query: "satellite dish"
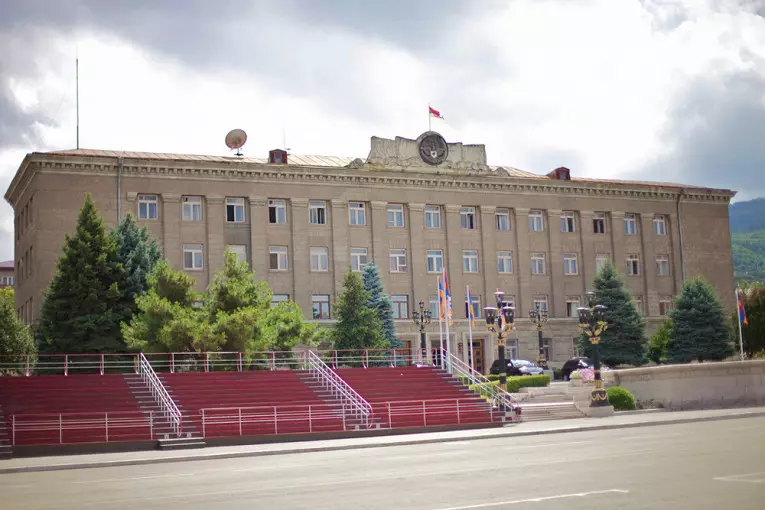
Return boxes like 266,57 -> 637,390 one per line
225,129 -> 247,156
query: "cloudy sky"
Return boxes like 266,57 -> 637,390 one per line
2,0 -> 765,262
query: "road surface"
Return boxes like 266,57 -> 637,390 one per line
2,416 -> 764,509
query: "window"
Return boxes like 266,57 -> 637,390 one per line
429,295 -> 439,317
626,255 -> 641,276
656,255 -> 670,276
463,250 -> 479,273
309,201 -> 327,225
633,295 -> 644,314
529,210 -> 545,232
271,294 -> 289,307
561,211 -> 576,233
531,253 -> 546,275
427,250 -> 443,273
596,254 -> 610,273
533,296 -> 549,314
310,247 -> 329,272
497,251 -> 513,274
312,295 -> 330,319
495,209 -> 511,231
228,244 -> 247,263
138,194 -> 158,220
624,214 -> 637,235
465,295 -> 481,319
593,212 -> 606,234
564,254 -> 579,275
460,207 -> 477,229
388,204 -> 405,227
182,196 -> 202,221
269,247 -> 288,270
349,202 -> 366,226
424,205 -> 441,228
351,248 -> 368,272
226,198 -> 245,223
390,249 -> 407,273
392,295 -> 409,319
508,339 -> 519,360
659,297 -> 673,316
566,296 -> 581,318
653,215 -> 667,235
501,296 -> 516,311
183,244 -> 204,270
268,199 -> 287,224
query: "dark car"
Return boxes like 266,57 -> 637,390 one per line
489,359 -> 545,376
560,357 -> 590,380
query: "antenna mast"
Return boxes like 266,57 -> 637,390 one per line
76,54 -> 80,150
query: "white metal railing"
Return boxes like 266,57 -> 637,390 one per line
200,403 -> 348,437
137,353 -> 183,437
11,411 -> 154,446
306,351 -> 374,428
446,352 -> 517,414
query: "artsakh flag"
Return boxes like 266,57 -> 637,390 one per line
737,288 -> 748,325
438,277 -> 446,321
428,106 -> 444,119
443,269 -> 454,326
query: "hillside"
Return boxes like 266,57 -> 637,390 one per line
730,198 -> 765,283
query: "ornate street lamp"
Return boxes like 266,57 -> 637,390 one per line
411,300 -> 432,364
578,291 -> 609,407
528,306 -> 549,369
484,289 -> 516,389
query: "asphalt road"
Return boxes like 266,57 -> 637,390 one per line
2,416 -> 764,509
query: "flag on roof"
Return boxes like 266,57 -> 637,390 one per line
428,106 -> 444,119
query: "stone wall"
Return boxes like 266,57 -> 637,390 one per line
614,360 -> 765,410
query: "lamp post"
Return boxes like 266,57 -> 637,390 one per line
528,306 -> 549,369
411,300 -> 432,364
484,289 -> 515,389
578,291 -> 609,407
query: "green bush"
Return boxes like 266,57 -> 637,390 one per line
606,386 -> 637,411
552,368 -> 563,380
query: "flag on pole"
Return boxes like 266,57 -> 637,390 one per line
466,285 -> 476,329
737,288 -> 748,325
438,277 -> 446,321
443,269 -> 454,326
428,105 -> 444,119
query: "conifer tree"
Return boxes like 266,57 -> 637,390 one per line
0,288 -> 37,372
362,263 -> 400,348
112,214 -> 162,301
332,270 -> 386,350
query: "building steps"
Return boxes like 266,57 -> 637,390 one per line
123,374 -> 200,440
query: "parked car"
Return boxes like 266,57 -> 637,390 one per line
489,359 -> 545,376
560,357 -> 590,380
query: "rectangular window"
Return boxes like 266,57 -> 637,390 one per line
529,210 -> 545,232
561,211 -> 576,233
593,212 -> 606,234
656,255 -> 670,276
460,207 -> 477,229
183,244 -> 204,270
390,249 -> 408,273
465,295 -> 481,319
427,250 -> 443,273
566,296 -> 581,318
626,255 -> 641,276
391,295 -> 409,319
312,295 -> 330,319
351,248 -> 368,272
596,254 -> 610,273
228,244 -> 247,263
501,296 -> 516,311
564,254 -> 579,275
429,295 -> 439,318
653,215 -> 667,235
533,295 -> 549,314
497,251 -> 513,274
310,247 -> 329,272
138,194 -> 159,220
633,295 -> 644,314
268,199 -> 287,224
309,201 -> 327,225
463,250 -> 479,273
226,198 -> 245,223
659,297 -> 673,316
624,214 -> 637,235
531,253 -> 546,275
495,209 -> 511,231
388,204 -> 405,227
349,202 -> 366,226
271,294 -> 289,307
269,246 -> 288,271
424,205 -> 441,228
182,196 -> 202,221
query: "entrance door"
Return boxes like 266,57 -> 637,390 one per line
472,339 -> 484,374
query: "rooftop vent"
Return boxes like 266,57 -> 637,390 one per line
547,167 -> 571,181
269,149 -> 288,165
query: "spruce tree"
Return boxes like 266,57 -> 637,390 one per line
0,288 -> 37,373
361,263 -> 400,348
577,264 -> 647,366
332,270 -> 386,350
37,195 -> 132,353
112,214 -> 162,301
667,278 -> 733,363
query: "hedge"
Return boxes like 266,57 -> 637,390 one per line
469,374 -> 550,394
606,386 -> 637,411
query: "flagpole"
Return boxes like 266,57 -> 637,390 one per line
443,267 -> 451,374
737,287 -> 745,361
428,102 -> 432,132
438,276 -> 444,369
467,285 -> 474,371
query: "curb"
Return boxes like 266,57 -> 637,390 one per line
2,410 -> 764,474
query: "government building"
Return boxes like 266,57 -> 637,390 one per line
5,131 -> 736,372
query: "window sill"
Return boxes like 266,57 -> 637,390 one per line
184,268 -> 204,272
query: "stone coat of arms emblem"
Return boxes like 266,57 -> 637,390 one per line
418,133 -> 448,165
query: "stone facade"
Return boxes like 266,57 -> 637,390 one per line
4,132 -> 737,371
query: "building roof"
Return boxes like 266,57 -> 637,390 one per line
0,260 -> 14,269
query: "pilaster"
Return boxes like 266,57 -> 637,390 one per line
290,198 -> 311,317
479,205 -> 497,308
331,199 -> 349,297
206,195 -> 225,279
513,208 -> 530,314
370,200 -> 388,269
161,193 -> 181,269
249,196 -> 267,273
408,203 -> 427,303
547,209 -> 564,317
640,213 -> 657,316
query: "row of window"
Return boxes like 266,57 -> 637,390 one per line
15,196 -> 34,241
15,245 -> 33,286
135,195 -> 670,237
0,276 -> 14,285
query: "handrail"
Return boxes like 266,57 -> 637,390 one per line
306,351 -> 374,428
446,352 -> 517,413
137,352 -> 183,437
11,410 -> 154,446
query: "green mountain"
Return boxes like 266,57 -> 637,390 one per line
730,198 -> 765,283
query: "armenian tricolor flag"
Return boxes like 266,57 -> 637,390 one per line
428,106 -> 444,119
737,288 -> 748,326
